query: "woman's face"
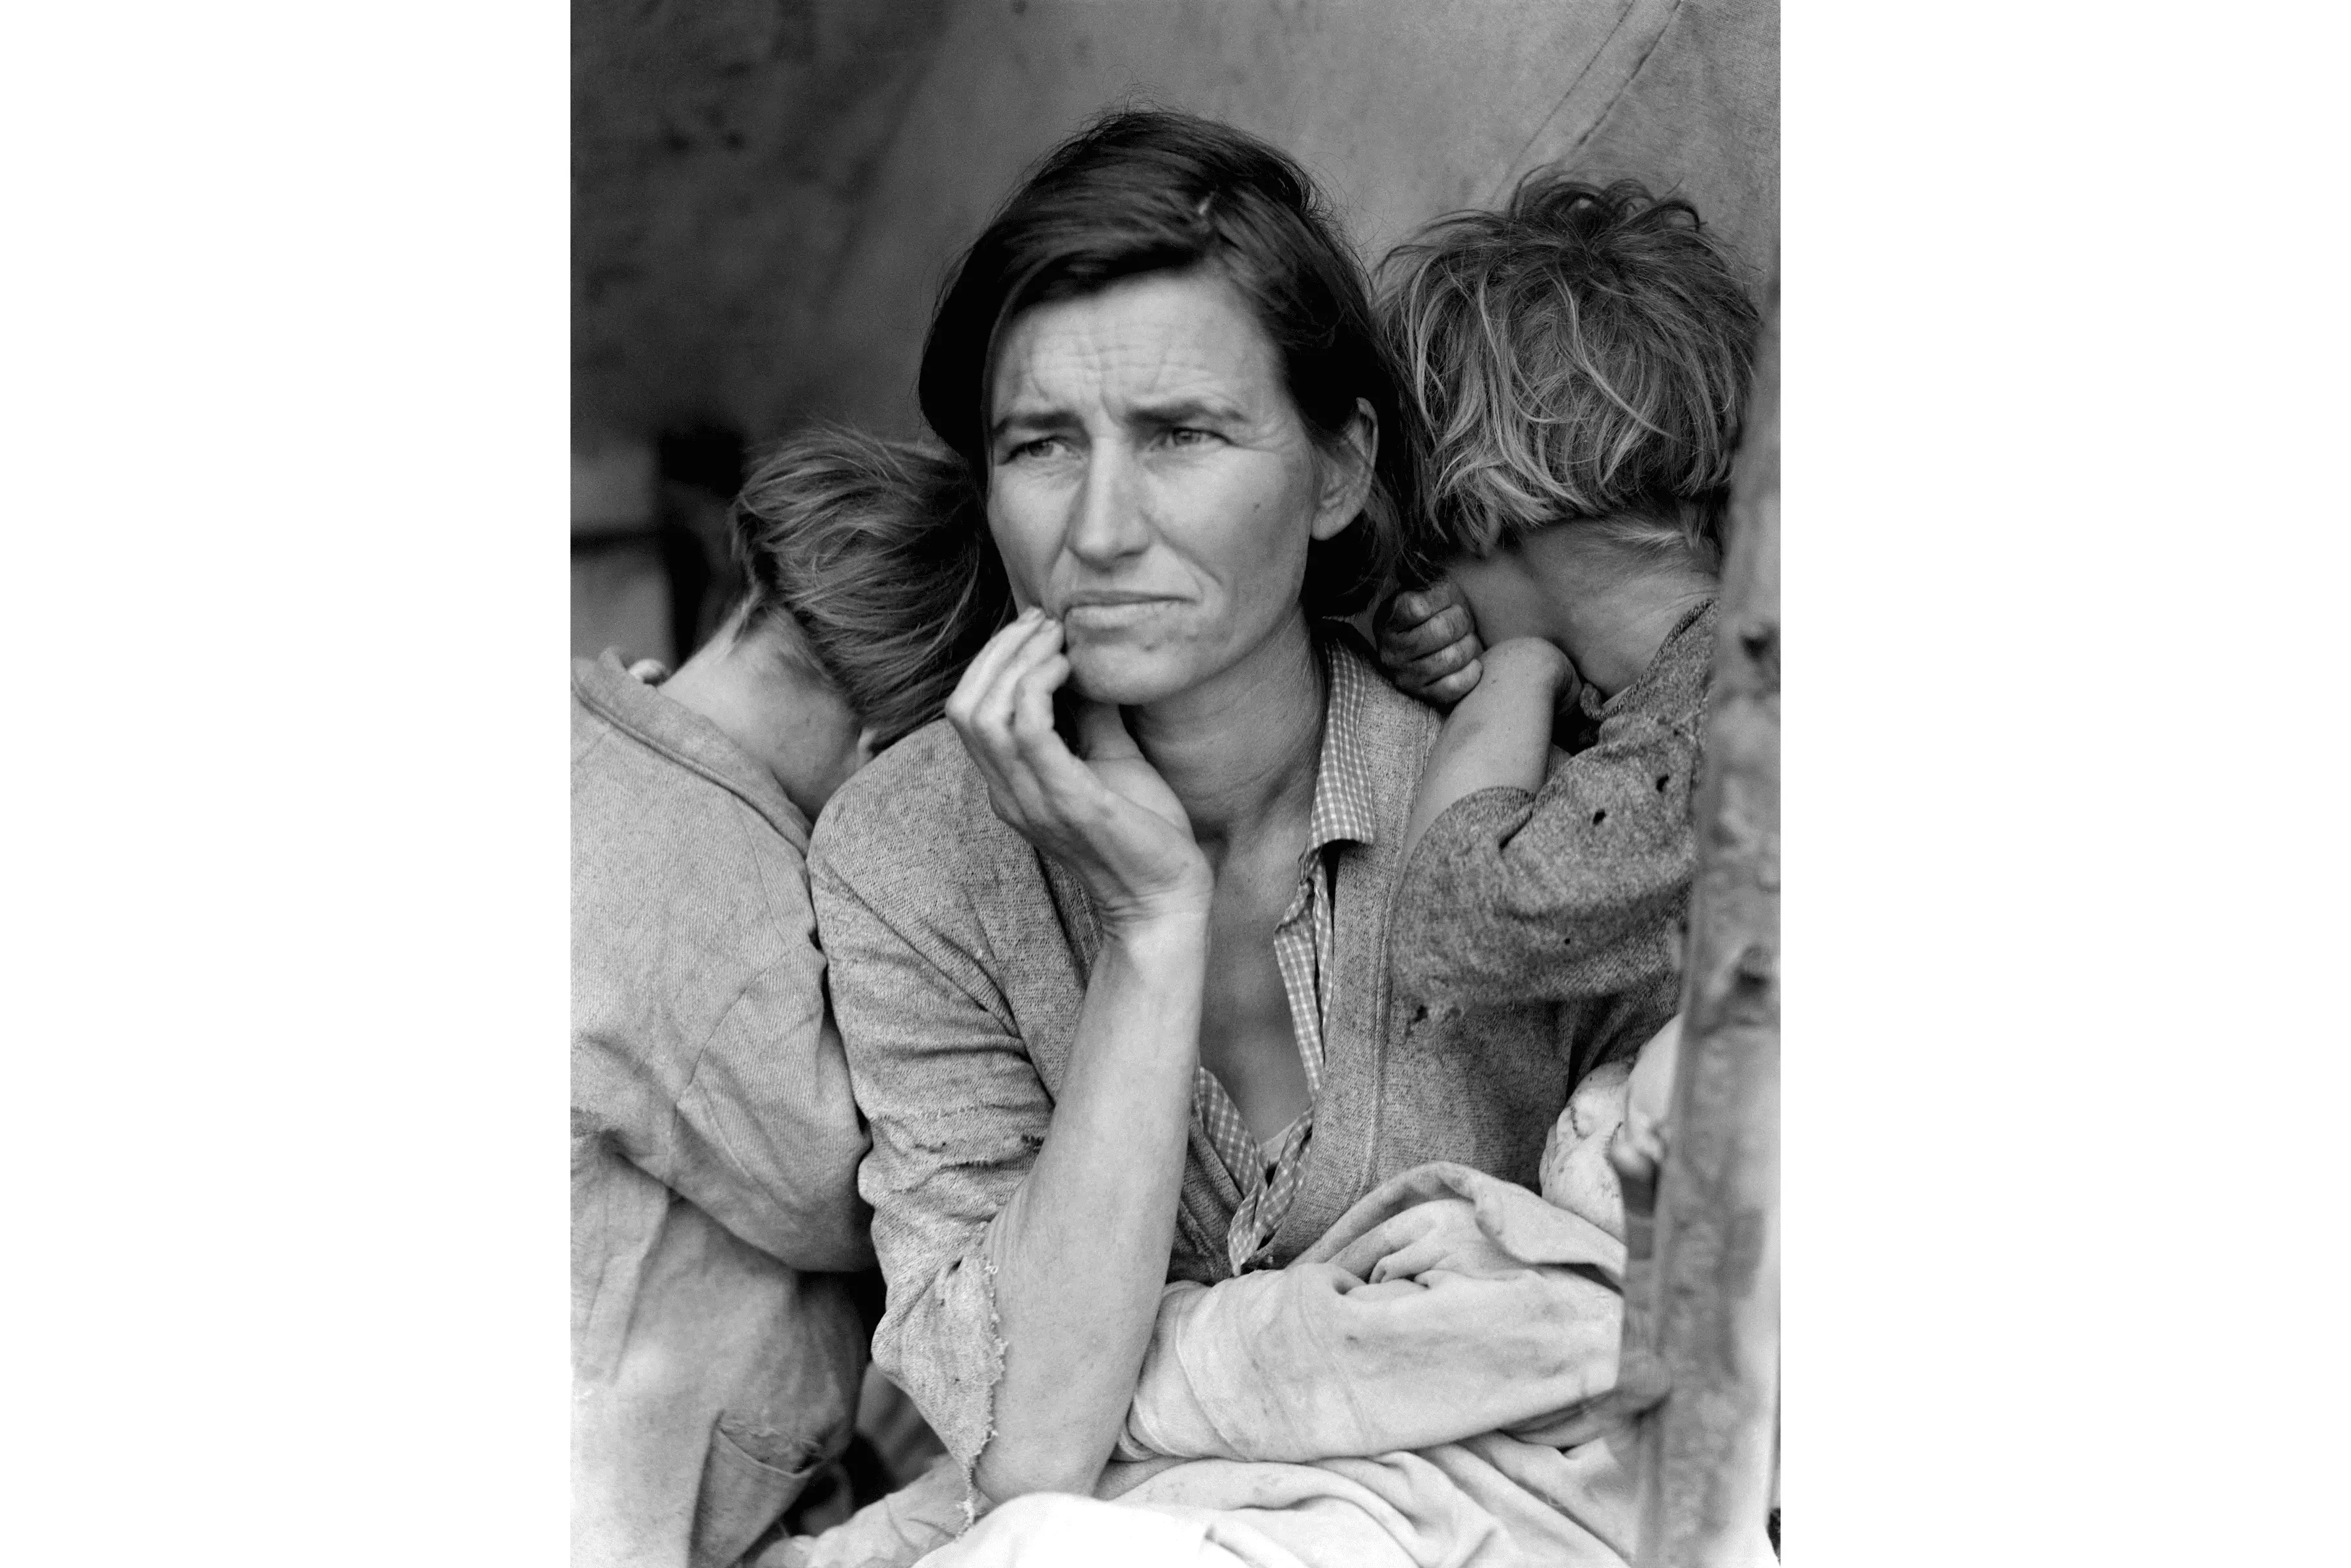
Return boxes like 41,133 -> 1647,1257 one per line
983,269 -> 1369,707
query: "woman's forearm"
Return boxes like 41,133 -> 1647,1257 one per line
973,914 -> 1208,1501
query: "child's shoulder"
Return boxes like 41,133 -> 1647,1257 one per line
1605,597 -> 1718,734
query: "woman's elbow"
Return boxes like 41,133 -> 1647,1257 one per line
973,1433 -> 1113,1503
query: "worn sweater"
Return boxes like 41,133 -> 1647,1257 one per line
806,629 -> 1673,1475
1389,599 -> 1715,1074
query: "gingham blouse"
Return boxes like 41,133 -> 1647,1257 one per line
1189,642 -> 1379,1274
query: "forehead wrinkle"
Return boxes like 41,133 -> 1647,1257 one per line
992,276 -> 1280,429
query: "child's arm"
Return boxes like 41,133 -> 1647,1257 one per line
1402,636 -> 1583,862
1388,685 -> 1705,1011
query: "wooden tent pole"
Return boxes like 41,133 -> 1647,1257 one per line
1632,286 -> 1782,1566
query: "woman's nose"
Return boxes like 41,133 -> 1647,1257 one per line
1064,446 -> 1151,566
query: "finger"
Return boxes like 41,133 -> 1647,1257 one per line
1074,700 -> 1142,764
1400,636 -> 1479,687
1026,714 -> 1121,819
1375,589 -> 1435,645
996,689 -> 1136,841
962,606 -> 1046,691
947,608 -> 1049,728
949,613 -> 1055,801
965,614 -> 1064,743
976,625 -> 1076,813
1382,589 -> 1432,632
1008,646 -> 1073,759
1415,657 -> 1483,708
1380,603 -> 1477,661
1389,575 -> 1465,627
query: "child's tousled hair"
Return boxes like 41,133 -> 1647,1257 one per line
731,425 -> 1013,750
1379,174 -> 1760,580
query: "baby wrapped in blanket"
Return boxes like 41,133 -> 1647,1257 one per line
769,1036 -> 1677,1568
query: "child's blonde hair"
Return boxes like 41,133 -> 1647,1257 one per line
1380,174 -> 1759,580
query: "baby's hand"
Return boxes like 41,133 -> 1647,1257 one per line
1377,578 -> 1485,708
1609,1015 -> 1683,1234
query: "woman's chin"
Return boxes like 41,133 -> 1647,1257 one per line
1067,646 -> 1193,708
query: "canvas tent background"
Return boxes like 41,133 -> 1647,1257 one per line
570,0 -> 1779,662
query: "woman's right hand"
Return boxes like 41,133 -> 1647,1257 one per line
946,609 -> 1213,934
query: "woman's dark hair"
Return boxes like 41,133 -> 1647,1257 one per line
732,425 -> 1013,750
1379,173 -> 1759,580
917,108 -> 1416,619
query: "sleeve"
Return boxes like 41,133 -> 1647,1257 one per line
574,844 -> 876,1276
1115,1171 -> 1631,1463
808,849 -> 1054,1478
1388,707 -> 1701,1011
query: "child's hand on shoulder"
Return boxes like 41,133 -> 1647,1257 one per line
1377,578 -> 1485,708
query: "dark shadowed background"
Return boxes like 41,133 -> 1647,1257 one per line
572,0 -> 1778,662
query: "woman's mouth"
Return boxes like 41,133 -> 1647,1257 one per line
1059,594 -> 1183,630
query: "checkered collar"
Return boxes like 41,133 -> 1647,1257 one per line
1302,629 -> 1382,862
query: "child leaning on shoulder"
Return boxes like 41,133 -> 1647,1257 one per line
1372,172 -> 1762,1113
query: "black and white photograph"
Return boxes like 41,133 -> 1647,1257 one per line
570,4 -> 1777,1563
14,3 -> 2349,1565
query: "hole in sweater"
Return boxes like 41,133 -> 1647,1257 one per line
1591,809 -> 1608,826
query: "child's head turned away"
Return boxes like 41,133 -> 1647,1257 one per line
1380,174 -> 1762,584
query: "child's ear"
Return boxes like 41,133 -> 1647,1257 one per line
1309,397 -> 1379,542
853,725 -> 882,770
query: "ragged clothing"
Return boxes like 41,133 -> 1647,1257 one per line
783,1156 -> 1649,1568
1098,1162 -> 1647,1567
1389,599 -> 1715,1085
807,629 -> 1673,1480
1111,1163 -> 1632,1469
1189,638 -> 1382,1275
572,651 -> 876,1568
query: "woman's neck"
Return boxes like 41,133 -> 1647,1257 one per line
1124,609 -> 1325,853
1519,529 -> 1717,698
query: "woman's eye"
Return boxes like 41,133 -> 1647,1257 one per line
1166,427 -> 1215,448
1006,436 -> 1061,461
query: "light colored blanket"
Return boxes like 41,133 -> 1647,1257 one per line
1089,1156 -> 1643,1568
1113,1158 -> 1630,1467
773,1079 -> 1645,1568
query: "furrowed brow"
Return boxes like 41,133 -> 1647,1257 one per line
1130,395 -> 1247,427
988,403 -> 1076,442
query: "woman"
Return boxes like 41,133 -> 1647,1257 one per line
806,112 -> 1675,1520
